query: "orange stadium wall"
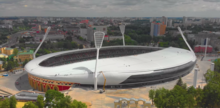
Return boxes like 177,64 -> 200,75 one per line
28,73 -> 79,92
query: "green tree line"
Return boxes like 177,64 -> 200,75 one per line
0,90 -> 87,108
149,68 -> 220,108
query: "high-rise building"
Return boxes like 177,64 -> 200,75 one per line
150,21 -> 166,36
162,16 -> 168,26
159,24 -> 166,35
183,16 -> 187,24
168,19 -> 172,27
153,23 -> 160,36
150,23 -> 154,36
150,18 -> 154,22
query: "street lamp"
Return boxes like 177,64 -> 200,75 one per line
33,27 -> 51,59
119,24 -> 126,46
204,38 -> 209,59
94,31 -> 105,90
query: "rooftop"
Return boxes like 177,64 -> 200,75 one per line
8,54 -> 14,60
0,54 -> 7,56
18,50 -> 34,55
5,48 -> 13,50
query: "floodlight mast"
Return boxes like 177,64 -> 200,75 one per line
33,27 -> 51,59
94,31 -> 105,90
204,38 -> 209,59
119,24 -> 126,46
177,27 -> 196,59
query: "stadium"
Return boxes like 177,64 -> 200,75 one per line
25,27 -> 196,92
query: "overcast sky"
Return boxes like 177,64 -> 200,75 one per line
0,0 -> 220,17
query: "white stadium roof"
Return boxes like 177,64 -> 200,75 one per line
25,46 -> 195,78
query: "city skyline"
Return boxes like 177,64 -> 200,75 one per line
1,0 -> 220,17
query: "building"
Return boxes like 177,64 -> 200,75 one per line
0,24 -> 13,29
0,47 -> 14,55
187,34 -> 195,41
87,27 -> 94,42
92,26 -> 107,34
150,21 -> 166,36
153,23 -> 160,36
150,18 -> 154,22
80,20 -> 89,24
85,25 -> 108,42
14,91 -> 45,102
3,20 -> 13,24
34,34 -> 65,42
0,54 -> 8,58
80,28 -> 87,40
14,50 -> 34,62
150,23 -> 154,36
162,16 -> 167,26
183,16 -> 187,24
25,46 -> 196,92
0,61 -> 3,71
159,24 -> 166,35
194,45 -> 212,53
104,36 -> 123,41
168,19 -> 172,27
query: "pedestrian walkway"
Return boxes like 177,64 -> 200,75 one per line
0,85 -> 19,95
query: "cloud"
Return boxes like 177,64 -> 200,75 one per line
204,0 -> 220,2
0,0 -> 220,17
0,0 -> 23,4
112,0 -> 148,6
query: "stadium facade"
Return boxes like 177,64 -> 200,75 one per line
25,46 -> 196,92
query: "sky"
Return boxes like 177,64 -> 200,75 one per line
0,0 -> 220,17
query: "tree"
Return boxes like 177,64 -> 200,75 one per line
71,42 -> 78,49
13,48 -> 19,56
214,59 -> 220,72
195,88 -> 204,107
22,59 -> 29,67
6,61 -> 14,71
149,89 -> 155,105
45,89 -> 64,107
9,96 -> 17,108
70,99 -> 87,108
90,42 -> 94,47
36,95 -> 44,108
52,96 -> 72,108
79,44 -> 83,49
154,88 -> 169,108
2,61 -> 7,69
19,38 -> 25,43
202,70 -> 220,108
215,47 -> 219,51
22,101 -> 38,108
65,36 -> 72,41
176,78 -> 185,89
0,98 -> 10,108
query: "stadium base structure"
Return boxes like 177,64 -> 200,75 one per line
25,46 -> 196,92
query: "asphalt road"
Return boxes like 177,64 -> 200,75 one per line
0,71 -> 32,91
72,36 -> 90,48
2,31 -> 24,47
